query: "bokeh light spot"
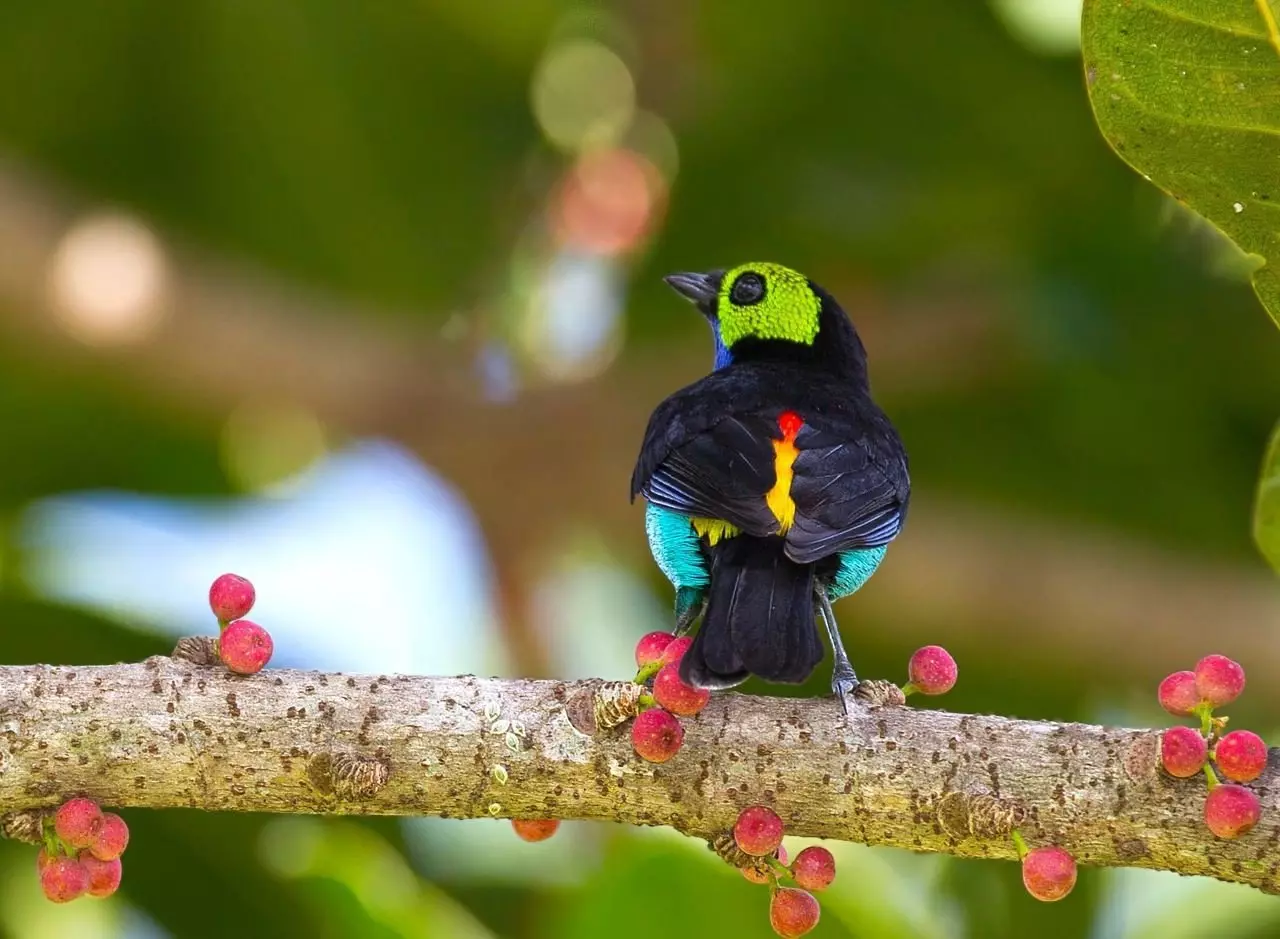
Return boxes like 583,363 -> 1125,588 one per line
220,399 -> 328,494
989,0 -> 1083,56
46,212 -> 168,346
531,39 -> 636,153
550,147 -> 665,257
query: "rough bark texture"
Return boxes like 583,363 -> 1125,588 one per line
1,658 -> 1277,892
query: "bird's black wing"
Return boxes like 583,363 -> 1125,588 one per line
630,372 -> 786,537
784,408 -> 910,564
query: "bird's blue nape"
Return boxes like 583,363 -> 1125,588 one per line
710,321 -> 733,370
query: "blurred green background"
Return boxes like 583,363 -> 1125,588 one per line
1,1 -> 1279,936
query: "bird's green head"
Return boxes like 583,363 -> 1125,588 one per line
665,262 -> 821,353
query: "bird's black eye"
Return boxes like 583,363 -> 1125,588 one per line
729,272 -> 766,306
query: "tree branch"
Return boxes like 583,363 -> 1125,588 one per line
1,658 -> 1275,892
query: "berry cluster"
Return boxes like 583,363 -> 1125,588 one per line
1157,654 -> 1266,839
36,798 -> 130,903
627,631 -> 708,763
730,805 -> 835,938
208,573 -> 274,675
902,644 -> 958,699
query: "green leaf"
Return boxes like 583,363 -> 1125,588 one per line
1081,0 -> 1280,326
1254,421 -> 1280,572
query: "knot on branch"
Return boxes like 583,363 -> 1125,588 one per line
853,679 -> 906,707
565,680 -> 645,735
708,832 -> 772,879
308,753 -> 390,799
172,636 -> 220,666
936,791 -> 1026,840
1,810 -> 45,845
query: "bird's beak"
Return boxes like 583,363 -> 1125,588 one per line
663,270 -> 722,312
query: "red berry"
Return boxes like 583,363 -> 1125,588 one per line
511,819 -> 560,842
769,887 -> 820,938
40,856 -> 89,903
742,844 -> 788,884
1021,846 -> 1077,901
1215,730 -> 1268,783
54,798 -> 103,850
790,845 -> 836,891
1160,726 -> 1208,778
660,635 -> 694,666
90,813 -> 130,862
631,708 -> 684,763
652,663 -> 711,716
209,573 -> 255,622
218,619 -> 274,675
80,854 -> 122,898
635,631 -> 676,668
907,645 -> 957,695
1194,654 -> 1245,708
1204,783 -> 1262,839
733,805 -> 785,857
1157,670 -> 1200,716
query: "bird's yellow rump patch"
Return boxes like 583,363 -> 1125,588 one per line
766,411 -> 802,533
692,517 -> 739,545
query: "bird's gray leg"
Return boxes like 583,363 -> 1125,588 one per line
815,586 -> 858,714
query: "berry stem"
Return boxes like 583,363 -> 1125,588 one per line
1193,703 -> 1214,737
900,682 -> 918,698
633,661 -> 663,684
638,692 -> 656,709
1011,829 -> 1029,861
1204,764 -> 1220,791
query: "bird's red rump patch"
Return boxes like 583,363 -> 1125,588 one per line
777,410 -> 803,439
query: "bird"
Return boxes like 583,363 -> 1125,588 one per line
630,261 -> 910,712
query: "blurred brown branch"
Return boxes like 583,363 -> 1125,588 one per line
1,657 -> 1278,893
2,156 -> 1280,698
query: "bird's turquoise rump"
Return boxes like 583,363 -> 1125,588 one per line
645,502 -> 887,616
644,502 -> 708,628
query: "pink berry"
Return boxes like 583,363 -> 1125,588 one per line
661,635 -> 694,666
1157,670 -> 1201,716
1215,730 -> 1268,783
1021,846 -> 1077,901
1204,783 -> 1262,838
907,645 -> 957,695
1194,654 -> 1245,708
631,708 -> 684,763
790,845 -> 836,891
80,854 -> 122,898
652,663 -> 711,716
769,887 -> 820,938
54,798 -> 103,851
733,805 -> 785,857
1160,726 -> 1208,778
742,844 -> 788,884
218,619 -> 274,675
511,819 -> 560,842
209,573 -> 255,622
89,813 -> 130,862
635,631 -> 676,668
40,856 -> 89,903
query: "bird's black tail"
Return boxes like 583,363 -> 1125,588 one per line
680,535 -> 823,690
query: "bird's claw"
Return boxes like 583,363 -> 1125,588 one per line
832,674 -> 860,716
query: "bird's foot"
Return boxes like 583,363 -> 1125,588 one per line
829,675 -> 860,711
831,671 -> 860,716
